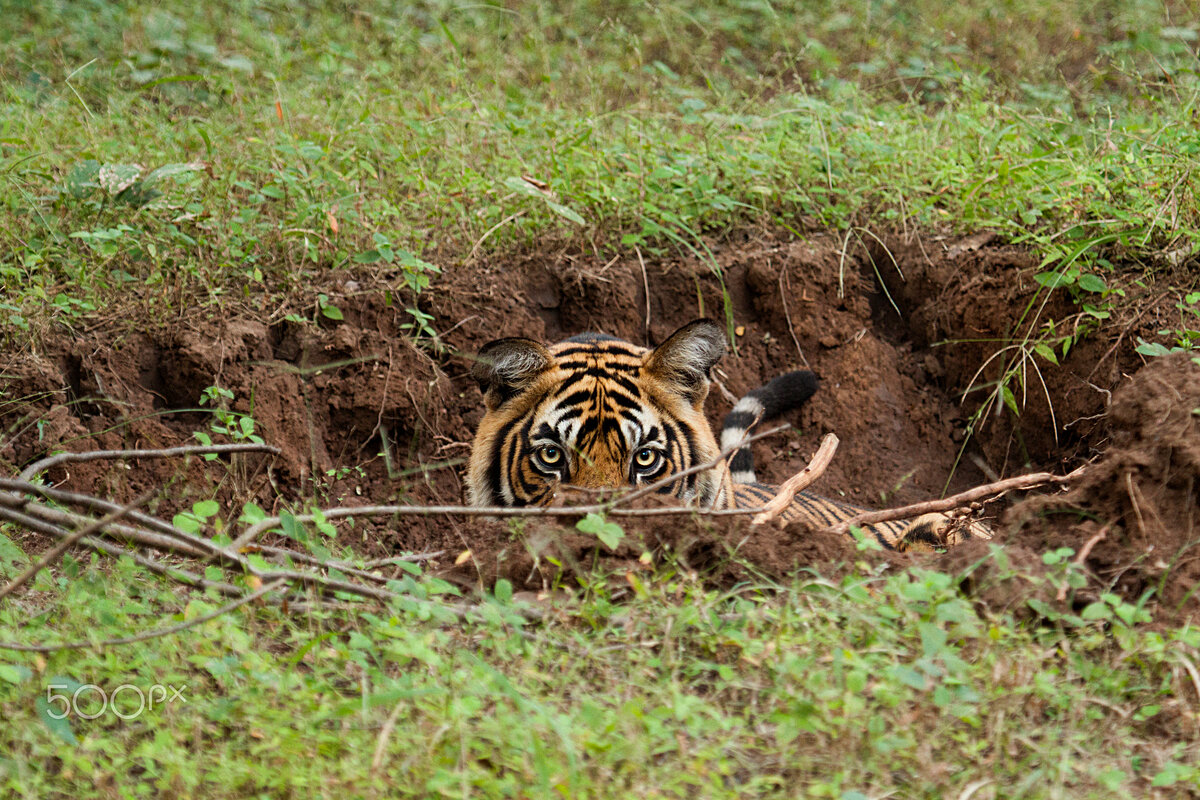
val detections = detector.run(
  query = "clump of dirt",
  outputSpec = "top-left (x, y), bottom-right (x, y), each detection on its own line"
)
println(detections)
top-left (1, 228), bottom-right (1193, 605)
top-left (1005, 352), bottom-right (1200, 615)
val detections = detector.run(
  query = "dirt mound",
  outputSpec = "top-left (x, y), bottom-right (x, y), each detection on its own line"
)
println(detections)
top-left (1, 229), bottom-right (1192, 598)
top-left (1005, 352), bottom-right (1200, 614)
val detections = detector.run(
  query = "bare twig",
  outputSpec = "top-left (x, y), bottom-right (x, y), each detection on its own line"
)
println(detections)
top-left (0, 579), bottom-right (287, 652)
top-left (362, 552), bottom-right (445, 568)
top-left (466, 210), bottom-right (526, 265)
top-left (1057, 525), bottom-right (1110, 601)
top-left (0, 483), bottom-right (244, 568)
top-left (0, 499), bottom-right (397, 605)
top-left (824, 466), bottom-right (1087, 536)
top-left (0, 505), bottom-right (244, 598)
top-left (372, 699), bottom-right (409, 774)
top-left (778, 263), bottom-right (811, 369)
top-left (0, 479), bottom-right (233, 560)
top-left (635, 246), bottom-right (651, 338)
top-left (0, 491), bottom-right (154, 601)
top-left (1074, 526), bottom-right (1109, 566)
top-left (19, 442), bottom-right (281, 482)
top-left (4, 496), bottom-right (208, 558)
top-left (256, 567), bottom-right (396, 603)
top-left (751, 434), bottom-right (839, 525)
top-left (247, 545), bottom-right (417, 585)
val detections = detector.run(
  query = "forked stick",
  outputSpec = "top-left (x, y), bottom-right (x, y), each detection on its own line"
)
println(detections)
top-left (751, 434), bottom-right (839, 525)
top-left (823, 466), bottom-right (1087, 536)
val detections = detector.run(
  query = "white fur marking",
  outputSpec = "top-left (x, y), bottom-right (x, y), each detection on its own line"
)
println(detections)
top-left (732, 396), bottom-right (765, 417)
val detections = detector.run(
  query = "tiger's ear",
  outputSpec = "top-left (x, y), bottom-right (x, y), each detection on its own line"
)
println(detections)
top-left (644, 319), bottom-right (726, 404)
top-left (471, 337), bottom-right (554, 410)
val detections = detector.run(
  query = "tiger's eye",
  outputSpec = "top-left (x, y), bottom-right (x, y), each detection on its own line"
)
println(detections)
top-left (634, 448), bottom-right (658, 468)
top-left (538, 446), bottom-right (562, 465)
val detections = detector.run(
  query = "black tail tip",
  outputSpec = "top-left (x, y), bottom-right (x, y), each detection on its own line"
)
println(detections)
top-left (757, 370), bottom-right (819, 414)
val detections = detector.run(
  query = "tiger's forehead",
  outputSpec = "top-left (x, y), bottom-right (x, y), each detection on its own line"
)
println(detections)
top-left (530, 337), bottom-right (662, 450)
top-left (548, 335), bottom-right (649, 368)
top-left (540, 337), bottom-right (654, 416)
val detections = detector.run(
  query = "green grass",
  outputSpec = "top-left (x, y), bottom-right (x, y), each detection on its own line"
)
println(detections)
top-left (2, 1), bottom-right (1199, 337)
top-left (2, 548), bottom-right (1199, 798)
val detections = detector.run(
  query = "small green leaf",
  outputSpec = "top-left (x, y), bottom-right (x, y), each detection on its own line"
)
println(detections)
top-left (321, 303), bottom-right (343, 321)
top-left (97, 163), bottom-right (142, 195)
top-left (395, 249), bottom-right (440, 273)
top-left (239, 503), bottom-right (266, 525)
top-left (1135, 338), bottom-right (1173, 358)
top-left (192, 499), bottom-right (220, 519)
top-left (546, 199), bottom-right (586, 225)
top-left (889, 664), bottom-right (927, 690)
top-left (1151, 761), bottom-right (1186, 787)
top-left (503, 176), bottom-right (547, 198)
top-left (1076, 273), bottom-right (1107, 293)
top-left (1133, 704), bottom-right (1161, 721)
top-left (173, 513), bottom-right (201, 534)
top-left (1000, 384), bottom-right (1019, 416)
top-left (0, 664), bottom-right (31, 684)
top-left (280, 512), bottom-right (305, 542)
top-left (1096, 768), bottom-right (1127, 791)
top-left (493, 578), bottom-right (513, 603)
top-left (1034, 270), bottom-right (1073, 289)
top-left (1033, 342), bottom-right (1059, 365)
top-left (576, 513), bottom-right (625, 550)
top-left (143, 161), bottom-right (205, 184)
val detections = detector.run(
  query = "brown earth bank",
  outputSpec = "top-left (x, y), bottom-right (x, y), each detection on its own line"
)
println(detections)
top-left (2, 229), bottom-right (1196, 615)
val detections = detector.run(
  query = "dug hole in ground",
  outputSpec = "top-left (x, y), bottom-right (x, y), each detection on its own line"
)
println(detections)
top-left (4, 230), bottom-right (1197, 621)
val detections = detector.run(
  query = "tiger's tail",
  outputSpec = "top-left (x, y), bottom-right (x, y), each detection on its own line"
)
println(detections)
top-left (720, 370), bottom-right (819, 484)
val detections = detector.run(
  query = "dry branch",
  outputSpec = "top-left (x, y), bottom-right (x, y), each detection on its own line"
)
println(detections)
top-left (0, 491), bottom-right (153, 601)
top-left (3, 497), bottom-right (207, 558)
top-left (247, 545), bottom-right (412, 585)
top-left (362, 552), bottom-right (445, 568)
top-left (0, 482), bottom-right (247, 568)
top-left (751, 433), bottom-right (839, 526)
top-left (0, 479), bottom-right (232, 558)
top-left (823, 466), bottom-right (1087, 536)
top-left (0, 504), bottom-right (244, 598)
top-left (0, 490), bottom-right (403, 605)
top-left (18, 442), bottom-right (280, 482)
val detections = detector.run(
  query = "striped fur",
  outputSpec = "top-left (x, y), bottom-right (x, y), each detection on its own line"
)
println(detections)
top-left (467, 319), bottom-right (990, 551)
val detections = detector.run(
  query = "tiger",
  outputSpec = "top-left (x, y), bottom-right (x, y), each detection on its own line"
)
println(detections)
top-left (466, 318), bottom-right (990, 551)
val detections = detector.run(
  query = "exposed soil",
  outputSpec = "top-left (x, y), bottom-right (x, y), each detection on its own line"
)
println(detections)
top-left (2, 229), bottom-right (1195, 616)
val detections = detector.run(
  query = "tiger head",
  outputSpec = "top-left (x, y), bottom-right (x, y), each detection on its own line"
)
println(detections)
top-left (466, 319), bottom-right (730, 508)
